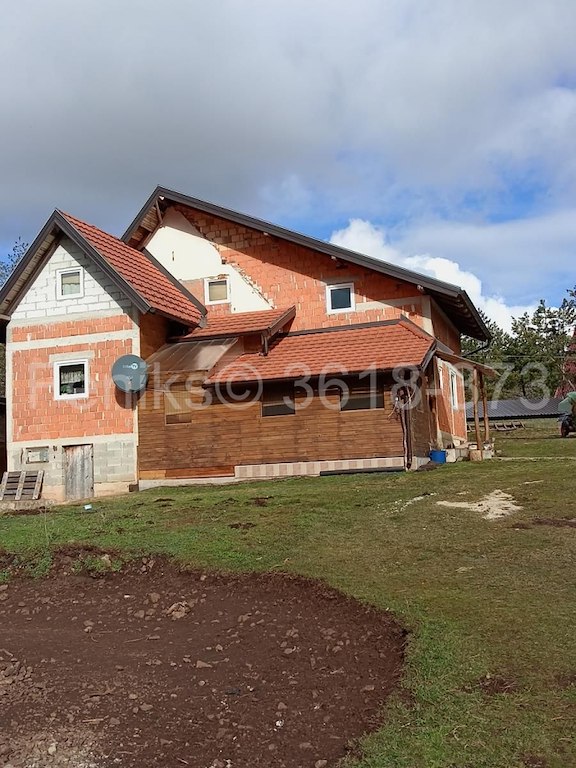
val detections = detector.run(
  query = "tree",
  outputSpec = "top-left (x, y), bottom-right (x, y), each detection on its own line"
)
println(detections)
top-left (509, 294), bottom-right (576, 398)
top-left (463, 287), bottom-right (576, 401)
top-left (0, 238), bottom-right (28, 286)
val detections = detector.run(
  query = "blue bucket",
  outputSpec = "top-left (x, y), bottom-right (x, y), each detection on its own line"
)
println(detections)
top-left (429, 449), bottom-right (447, 464)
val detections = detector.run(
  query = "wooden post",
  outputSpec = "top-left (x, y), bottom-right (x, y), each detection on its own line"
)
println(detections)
top-left (431, 363), bottom-right (443, 448)
top-left (472, 368), bottom-right (482, 452)
top-left (480, 371), bottom-right (490, 444)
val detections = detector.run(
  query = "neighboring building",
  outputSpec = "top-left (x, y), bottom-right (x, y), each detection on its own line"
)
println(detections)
top-left (465, 397), bottom-right (563, 422)
top-left (0, 187), bottom-right (490, 501)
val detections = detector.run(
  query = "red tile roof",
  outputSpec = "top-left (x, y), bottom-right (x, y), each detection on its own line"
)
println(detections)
top-left (206, 319), bottom-right (435, 384)
top-left (60, 212), bottom-right (204, 326)
top-left (178, 306), bottom-right (296, 340)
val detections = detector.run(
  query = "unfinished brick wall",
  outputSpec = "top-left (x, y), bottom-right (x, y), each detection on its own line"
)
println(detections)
top-left (175, 205), bottom-right (426, 332)
top-left (10, 319), bottom-right (135, 443)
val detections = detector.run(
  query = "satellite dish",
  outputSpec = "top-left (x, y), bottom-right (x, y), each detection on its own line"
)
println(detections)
top-left (112, 355), bottom-right (148, 393)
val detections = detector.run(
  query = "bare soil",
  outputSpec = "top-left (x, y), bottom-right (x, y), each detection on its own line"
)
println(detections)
top-left (0, 550), bottom-right (405, 768)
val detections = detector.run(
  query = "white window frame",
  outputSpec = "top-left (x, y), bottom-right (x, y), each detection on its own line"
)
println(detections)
top-left (449, 369), bottom-right (459, 409)
top-left (326, 282), bottom-right (355, 314)
top-left (56, 267), bottom-right (84, 300)
top-left (54, 359), bottom-right (89, 400)
top-left (205, 277), bottom-right (230, 305)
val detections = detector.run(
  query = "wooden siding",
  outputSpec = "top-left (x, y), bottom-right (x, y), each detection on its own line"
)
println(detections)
top-left (138, 379), bottom-right (406, 475)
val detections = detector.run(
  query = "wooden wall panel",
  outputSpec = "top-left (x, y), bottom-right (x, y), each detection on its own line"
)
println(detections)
top-left (137, 379), bottom-right (406, 474)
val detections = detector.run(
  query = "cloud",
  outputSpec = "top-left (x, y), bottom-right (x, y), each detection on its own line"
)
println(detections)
top-left (1, 0), bottom-right (575, 308)
top-left (329, 219), bottom-right (536, 332)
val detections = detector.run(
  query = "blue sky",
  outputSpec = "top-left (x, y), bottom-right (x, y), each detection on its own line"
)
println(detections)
top-left (1, 0), bottom-right (575, 330)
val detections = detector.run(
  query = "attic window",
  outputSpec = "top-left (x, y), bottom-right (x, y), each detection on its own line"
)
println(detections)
top-left (326, 283), bottom-right (354, 313)
top-left (57, 268), bottom-right (83, 299)
top-left (206, 278), bottom-right (229, 304)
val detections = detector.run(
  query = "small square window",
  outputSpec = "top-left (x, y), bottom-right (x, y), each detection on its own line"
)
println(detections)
top-left (327, 283), bottom-right (354, 313)
top-left (57, 268), bottom-right (83, 299)
top-left (55, 361), bottom-right (88, 399)
top-left (206, 278), bottom-right (229, 304)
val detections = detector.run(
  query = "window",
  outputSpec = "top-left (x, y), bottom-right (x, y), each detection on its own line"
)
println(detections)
top-left (326, 283), bottom-right (354, 313)
top-left (205, 278), bottom-right (229, 304)
top-left (261, 384), bottom-right (295, 417)
top-left (57, 268), bottom-right (83, 299)
top-left (340, 387), bottom-right (383, 411)
top-left (450, 370), bottom-right (459, 409)
top-left (26, 446), bottom-right (49, 463)
top-left (54, 360), bottom-right (88, 399)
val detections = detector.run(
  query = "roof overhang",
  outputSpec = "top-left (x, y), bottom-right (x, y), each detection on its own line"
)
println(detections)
top-left (122, 186), bottom-right (492, 343)
top-left (436, 349), bottom-right (499, 379)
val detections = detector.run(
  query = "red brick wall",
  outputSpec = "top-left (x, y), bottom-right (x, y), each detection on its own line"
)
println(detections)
top-left (175, 205), bottom-right (426, 332)
top-left (11, 316), bottom-right (136, 442)
top-left (10, 314), bottom-right (133, 343)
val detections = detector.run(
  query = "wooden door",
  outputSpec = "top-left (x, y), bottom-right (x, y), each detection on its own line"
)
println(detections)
top-left (64, 444), bottom-right (94, 501)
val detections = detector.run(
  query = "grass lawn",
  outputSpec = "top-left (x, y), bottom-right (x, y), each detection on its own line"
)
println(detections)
top-left (1, 435), bottom-right (575, 767)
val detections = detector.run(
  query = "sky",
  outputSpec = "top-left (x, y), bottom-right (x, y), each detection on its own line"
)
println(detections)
top-left (1, 0), bottom-right (575, 331)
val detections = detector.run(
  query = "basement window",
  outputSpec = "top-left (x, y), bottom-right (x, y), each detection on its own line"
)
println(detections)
top-left (326, 283), bottom-right (354, 313)
top-left (55, 360), bottom-right (88, 399)
top-left (57, 268), bottom-right (83, 299)
top-left (261, 384), bottom-right (295, 417)
top-left (205, 278), bottom-right (229, 304)
top-left (25, 446), bottom-right (49, 464)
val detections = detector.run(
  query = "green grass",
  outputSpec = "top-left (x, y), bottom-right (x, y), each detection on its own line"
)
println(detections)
top-left (1, 446), bottom-right (576, 767)
top-left (483, 418), bottom-right (576, 459)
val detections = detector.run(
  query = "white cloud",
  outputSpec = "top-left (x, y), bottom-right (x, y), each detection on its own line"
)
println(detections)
top-left (0, 0), bottom-right (575, 310)
top-left (329, 219), bottom-right (536, 332)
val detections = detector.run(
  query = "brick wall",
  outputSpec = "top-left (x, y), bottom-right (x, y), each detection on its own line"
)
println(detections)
top-left (174, 205), bottom-right (426, 332)
top-left (11, 331), bottom-right (135, 442)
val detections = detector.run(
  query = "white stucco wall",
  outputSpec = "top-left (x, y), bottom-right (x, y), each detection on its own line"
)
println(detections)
top-left (11, 237), bottom-right (134, 321)
top-left (145, 209), bottom-right (271, 312)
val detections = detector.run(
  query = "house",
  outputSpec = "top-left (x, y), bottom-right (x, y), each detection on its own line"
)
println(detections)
top-left (0, 187), bottom-right (491, 501)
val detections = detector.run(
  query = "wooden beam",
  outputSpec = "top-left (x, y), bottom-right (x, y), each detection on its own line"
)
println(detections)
top-left (480, 371), bottom-right (490, 443)
top-left (472, 368), bottom-right (482, 453)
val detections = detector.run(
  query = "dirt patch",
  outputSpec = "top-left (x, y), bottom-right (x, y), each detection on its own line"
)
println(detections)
top-left (0, 506), bottom-right (51, 517)
top-left (251, 496), bottom-right (272, 507)
top-left (228, 522), bottom-right (257, 530)
top-left (522, 755), bottom-right (549, 768)
top-left (476, 674), bottom-right (518, 695)
top-left (511, 517), bottom-right (576, 530)
top-left (437, 489), bottom-right (523, 520)
top-left (554, 671), bottom-right (576, 689)
top-left (533, 517), bottom-right (576, 528)
top-left (0, 554), bottom-right (405, 768)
